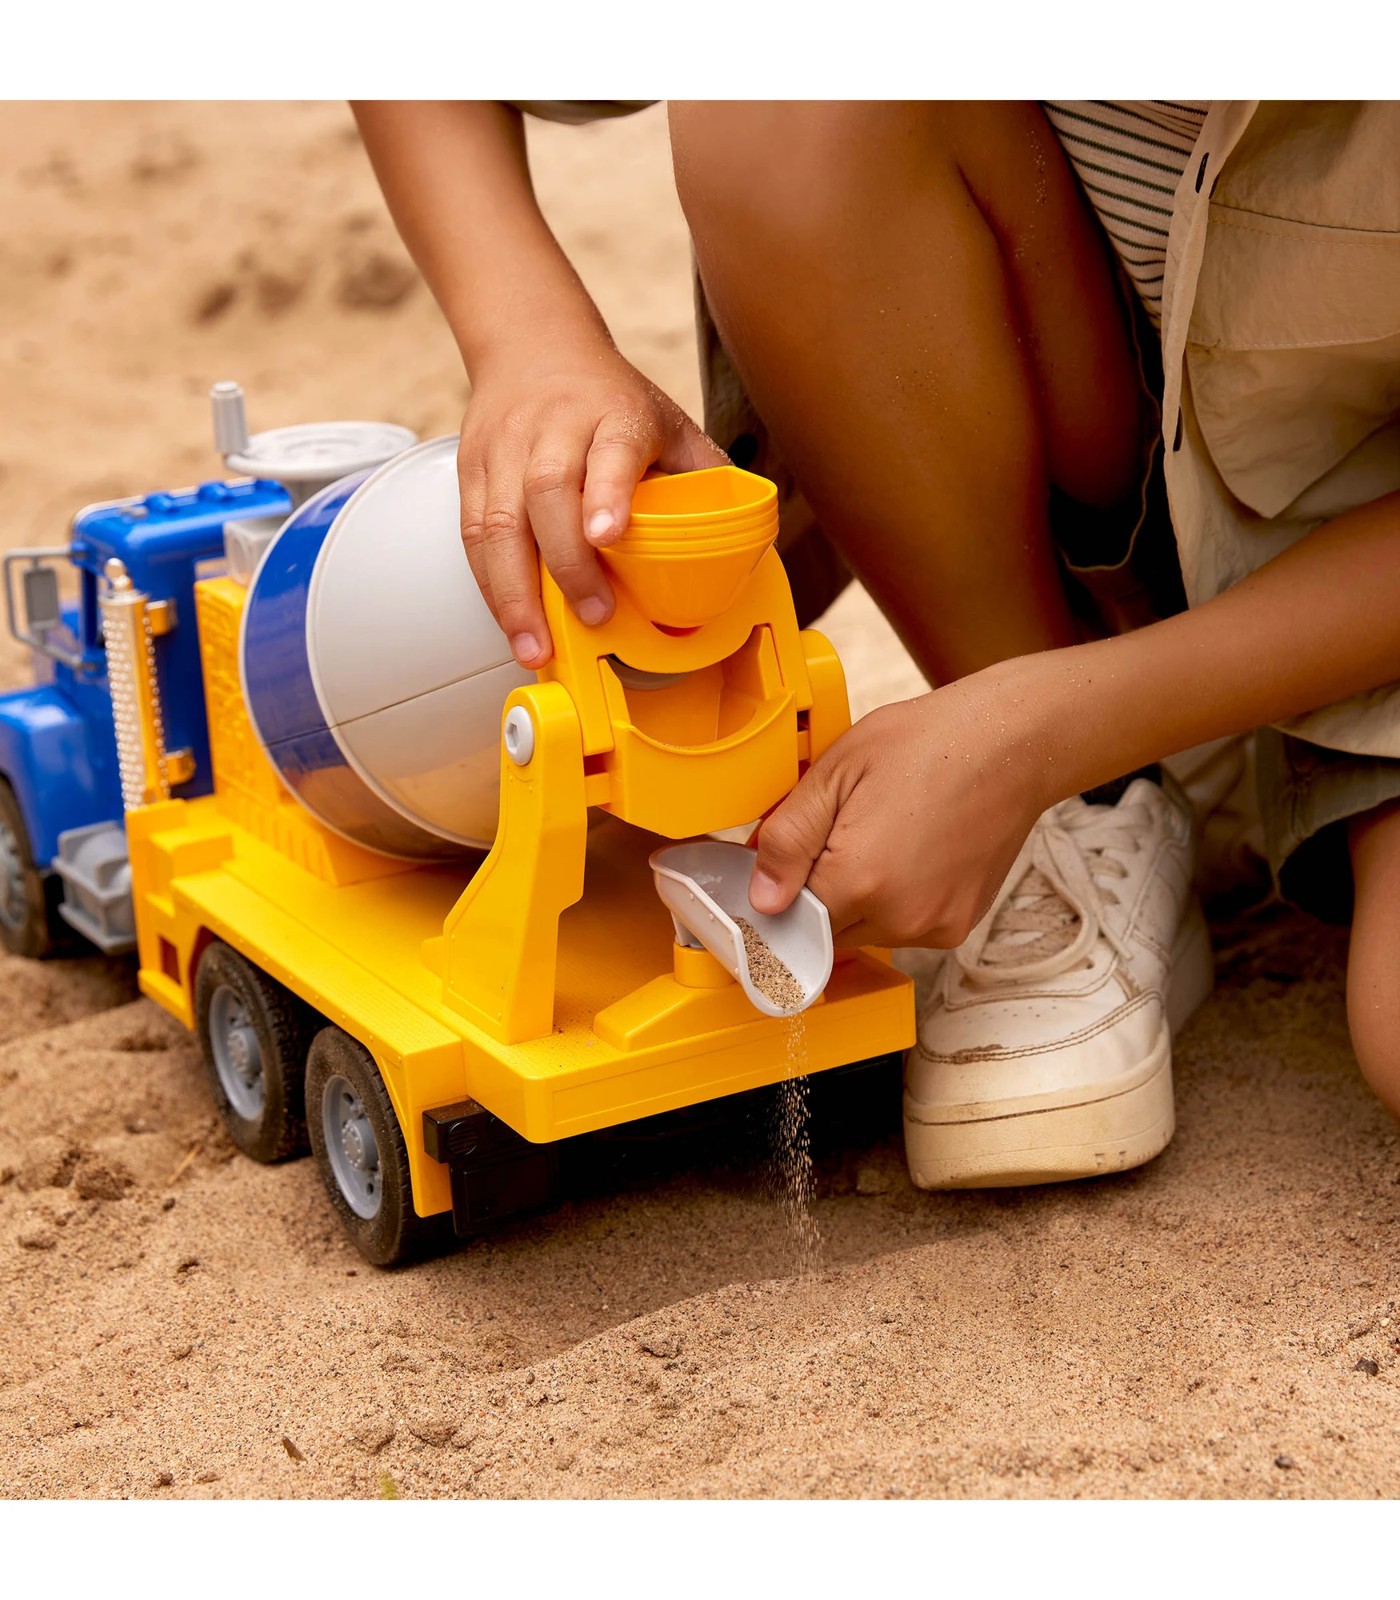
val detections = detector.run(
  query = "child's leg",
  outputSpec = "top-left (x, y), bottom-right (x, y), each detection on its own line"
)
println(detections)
top-left (1347, 800), bottom-right (1400, 1117)
top-left (668, 100), bottom-right (1145, 684)
top-left (673, 101), bottom-right (1208, 1191)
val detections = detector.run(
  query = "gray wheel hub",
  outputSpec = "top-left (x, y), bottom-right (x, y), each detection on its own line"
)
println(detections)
top-left (0, 820), bottom-right (29, 933)
top-left (322, 1073), bottom-right (382, 1220)
top-left (209, 985), bottom-right (266, 1120)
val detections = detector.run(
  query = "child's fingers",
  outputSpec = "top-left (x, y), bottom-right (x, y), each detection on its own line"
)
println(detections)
top-left (464, 458), bottom-right (551, 669)
top-left (581, 416), bottom-right (659, 546)
top-left (749, 770), bottom-right (839, 916)
top-left (456, 445), bottom-right (500, 623)
top-left (522, 436), bottom-right (615, 627)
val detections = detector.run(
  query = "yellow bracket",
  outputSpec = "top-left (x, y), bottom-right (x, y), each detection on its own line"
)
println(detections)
top-left (440, 469), bottom-right (858, 1050)
top-left (799, 629), bottom-right (852, 766)
top-left (441, 682), bottom-right (587, 1044)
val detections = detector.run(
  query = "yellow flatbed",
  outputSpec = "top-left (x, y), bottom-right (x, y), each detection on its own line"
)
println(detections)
top-left (129, 792), bottom-right (912, 1220)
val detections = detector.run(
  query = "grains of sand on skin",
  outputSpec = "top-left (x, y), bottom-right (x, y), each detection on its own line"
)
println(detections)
top-left (734, 917), bottom-right (822, 1275)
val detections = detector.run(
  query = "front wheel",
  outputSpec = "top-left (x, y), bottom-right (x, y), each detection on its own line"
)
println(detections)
top-left (0, 780), bottom-right (63, 959)
top-left (305, 1027), bottom-right (451, 1267)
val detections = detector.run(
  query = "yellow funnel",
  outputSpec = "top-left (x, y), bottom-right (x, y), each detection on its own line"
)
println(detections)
top-left (602, 466), bottom-right (779, 629)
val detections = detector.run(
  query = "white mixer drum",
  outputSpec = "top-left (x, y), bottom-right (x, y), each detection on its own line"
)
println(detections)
top-left (239, 436), bottom-right (530, 859)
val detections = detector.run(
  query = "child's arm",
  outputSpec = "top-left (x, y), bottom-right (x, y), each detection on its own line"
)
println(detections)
top-left (751, 488), bottom-right (1400, 947)
top-left (352, 102), bottom-right (723, 668)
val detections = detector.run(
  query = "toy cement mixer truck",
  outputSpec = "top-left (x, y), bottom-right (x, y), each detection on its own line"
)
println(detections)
top-left (0, 385), bottom-right (914, 1265)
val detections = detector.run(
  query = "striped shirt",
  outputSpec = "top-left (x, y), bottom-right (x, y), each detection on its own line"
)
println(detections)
top-left (1042, 101), bottom-right (1210, 327)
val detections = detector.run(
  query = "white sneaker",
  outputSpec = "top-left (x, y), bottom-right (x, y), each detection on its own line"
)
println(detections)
top-left (903, 777), bottom-right (1214, 1189)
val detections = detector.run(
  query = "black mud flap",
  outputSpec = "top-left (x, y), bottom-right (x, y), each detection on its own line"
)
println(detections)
top-left (422, 1101), bottom-right (561, 1239)
top-left (423, 1051), bottom-right (904, 1234)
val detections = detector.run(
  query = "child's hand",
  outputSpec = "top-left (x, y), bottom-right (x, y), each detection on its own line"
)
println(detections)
top-left (748, 667), bottom-right (1058, 947)
top-left (459, 343), bottom-right (726, 668)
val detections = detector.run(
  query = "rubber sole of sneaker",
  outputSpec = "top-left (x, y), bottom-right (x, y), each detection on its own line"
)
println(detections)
top-left (902, 899), bottom-right (1215, 1190)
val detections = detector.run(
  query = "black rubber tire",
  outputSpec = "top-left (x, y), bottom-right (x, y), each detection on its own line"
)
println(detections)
top-left (0, 779), bottom-right (63, 959)
top-left (194, 941), bottom-right (314, 1162)
top-left (305, 1027), bottom-right (453, 1268)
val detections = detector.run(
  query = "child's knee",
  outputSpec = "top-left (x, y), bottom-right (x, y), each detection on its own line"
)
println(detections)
top-left (669, 101), bottom-right (961, 261)
top-left (1346, 800), bottom-right (1400, 1117)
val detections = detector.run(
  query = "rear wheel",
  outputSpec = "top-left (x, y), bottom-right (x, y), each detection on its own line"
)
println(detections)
top-left (195, 941), bottom-right (314, 1162)
top-left (305, 1027), bottom-right (452, 1267)
top-left (0, 780), bottom-right (62, 959)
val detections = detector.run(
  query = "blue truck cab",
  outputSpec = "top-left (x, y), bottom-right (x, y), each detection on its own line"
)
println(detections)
top-left (0, 478), bottom-right (291, 957)
top-left (0, 381), bottom-right (418, 960)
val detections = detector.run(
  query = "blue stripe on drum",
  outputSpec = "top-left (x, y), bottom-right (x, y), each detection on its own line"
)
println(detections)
top-left (241, 475), bottom-right (358, 748)
top-left (240, 472), bottom-right (465, 861)
top-left (265, 724), bottom-right (456, 860)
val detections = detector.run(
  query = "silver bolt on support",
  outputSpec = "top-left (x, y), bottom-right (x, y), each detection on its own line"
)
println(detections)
top-left (503, 706), bottom-right (535, 766)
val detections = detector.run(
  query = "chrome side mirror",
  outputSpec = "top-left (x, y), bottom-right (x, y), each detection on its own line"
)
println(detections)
top-left (21, 563), bottom-right (61, 634)
top-left (3, 548), bottom-right (85, 670)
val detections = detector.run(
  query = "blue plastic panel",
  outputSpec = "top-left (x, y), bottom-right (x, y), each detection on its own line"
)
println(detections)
top-left (0, 686), bottom-right (119, 866)
top-left (72, 478), bottom-right (292, 806)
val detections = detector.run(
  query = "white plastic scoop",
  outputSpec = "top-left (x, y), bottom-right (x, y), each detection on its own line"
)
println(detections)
top-left (649, 840), bottom-right (834, 1018)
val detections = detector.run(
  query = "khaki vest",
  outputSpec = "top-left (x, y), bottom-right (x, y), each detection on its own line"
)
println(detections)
top-left (1163, 101), bottom-right (1400, 758)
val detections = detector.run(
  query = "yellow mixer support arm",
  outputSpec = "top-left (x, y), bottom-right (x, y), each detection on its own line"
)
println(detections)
top-left (441, 681), bottom-right (588, 1044)
top-left (799, 629), bottom-right (853, 766)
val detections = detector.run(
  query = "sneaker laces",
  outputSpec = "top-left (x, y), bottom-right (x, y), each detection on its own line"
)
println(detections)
top-left (955, 798), bottom-right (1152, 987)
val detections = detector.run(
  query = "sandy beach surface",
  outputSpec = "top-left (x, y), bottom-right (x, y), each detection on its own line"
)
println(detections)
top-left (1, 101), bottom-right (1397, 1500)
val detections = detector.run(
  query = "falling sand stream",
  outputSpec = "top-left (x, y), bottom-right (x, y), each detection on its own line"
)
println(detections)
top-left (735, 918), bottom-right (823, 1276)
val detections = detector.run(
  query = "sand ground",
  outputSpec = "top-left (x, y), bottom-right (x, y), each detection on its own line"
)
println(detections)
top-left (0, 102), bottom-right (1397, 1500)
